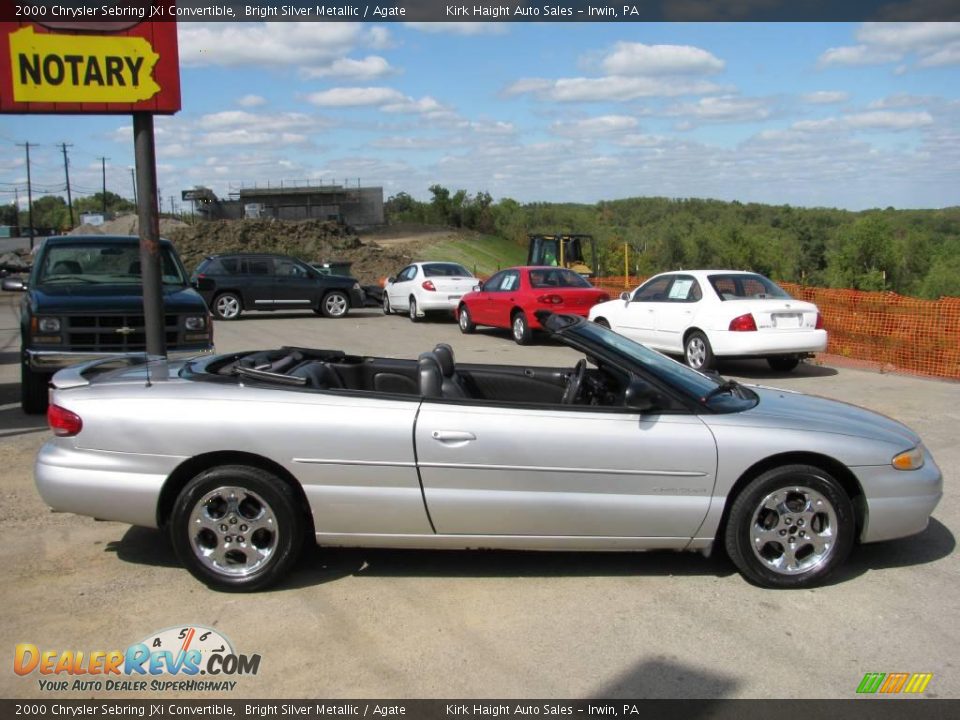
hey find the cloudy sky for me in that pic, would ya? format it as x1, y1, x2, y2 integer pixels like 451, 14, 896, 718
1, 21, 958, 212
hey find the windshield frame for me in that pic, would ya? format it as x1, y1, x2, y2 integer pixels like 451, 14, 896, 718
34, 241, 189, 287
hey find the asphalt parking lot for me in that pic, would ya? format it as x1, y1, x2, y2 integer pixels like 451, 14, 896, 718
1, 293, 957, 700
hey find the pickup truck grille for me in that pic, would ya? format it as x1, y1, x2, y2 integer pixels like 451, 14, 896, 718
65, 314, 181, 351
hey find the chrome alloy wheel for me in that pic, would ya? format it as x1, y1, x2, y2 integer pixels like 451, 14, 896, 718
512, 315, 525, 340
324, 293, 348, 317
215, 294, 240, 320
686, 336, 707, 369
188, 486, 278, 578
459, 309, 470, 331
749, 485, 838, 575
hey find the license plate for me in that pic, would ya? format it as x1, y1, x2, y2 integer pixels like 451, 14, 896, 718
448, 294, 462, 300
773, 313, 801, 328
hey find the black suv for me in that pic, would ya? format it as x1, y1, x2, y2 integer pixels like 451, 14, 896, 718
2, 235, 214, 413
192, 253, 365, 321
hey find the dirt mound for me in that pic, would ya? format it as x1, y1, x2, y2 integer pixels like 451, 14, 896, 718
168, 219, 413, 284
68, 213, 188, 237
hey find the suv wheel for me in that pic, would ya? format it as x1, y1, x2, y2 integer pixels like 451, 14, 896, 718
213, 292, 242, 321
321, 291, 349, 318
21, 359, 49, 415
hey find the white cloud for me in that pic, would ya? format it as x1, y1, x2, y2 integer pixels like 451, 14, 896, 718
601, 42, 724, 76
793, 111, 934, 132
550, 115, 639, 137
818, 45, 901, 68
236, 94, 267, 108
668, 95, 772, 123
818, 22, 960, 69
802, 91, 849, 105
306, 87, 407, 107
404, 22, 508, 35
302, 56, 396, 80
506, 76, 724, 102
195, 111, 318, 133
867, 94, 934, 109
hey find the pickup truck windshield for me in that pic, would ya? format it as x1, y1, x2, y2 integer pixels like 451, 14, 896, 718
36, 244, 187, 286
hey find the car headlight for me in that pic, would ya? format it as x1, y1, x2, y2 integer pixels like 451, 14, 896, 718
37, 317, 61, 333
184, 316, 207, 331
892, 446, 924, 471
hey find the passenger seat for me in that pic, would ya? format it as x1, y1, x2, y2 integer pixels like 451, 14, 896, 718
432, 344, 470, 398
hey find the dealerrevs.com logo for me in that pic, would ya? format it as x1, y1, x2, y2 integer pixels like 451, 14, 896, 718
14, 626, 260, 693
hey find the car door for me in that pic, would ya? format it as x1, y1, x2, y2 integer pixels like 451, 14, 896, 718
414, 398, 717, 539
388, 265, 417, 310
487, 269, 520, 329
653, 275, 702, 353
467, 271, 504, 325
271, 257, 318, 310
240, 257, 275, 309
614, 275, 673, 346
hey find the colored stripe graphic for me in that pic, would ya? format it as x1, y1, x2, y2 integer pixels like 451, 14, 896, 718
904, 674, 933, 693
857, 673, 886, 694
880, 672, 910, 693
857, 672, 932, 694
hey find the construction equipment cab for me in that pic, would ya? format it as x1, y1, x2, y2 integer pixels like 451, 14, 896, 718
527, 234, 597, 277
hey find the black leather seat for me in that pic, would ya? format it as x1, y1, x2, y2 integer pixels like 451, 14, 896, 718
418, 353, 444, 398
432, 344, 469, 399
51, 260, 82, 274
289, 362, 344, 390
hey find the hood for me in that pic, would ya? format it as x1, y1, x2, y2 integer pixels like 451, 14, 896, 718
733, 386, 920, 448
30, 284, 208, 314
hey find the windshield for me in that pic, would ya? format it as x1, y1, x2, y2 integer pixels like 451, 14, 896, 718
570, 320, 758, 411
708, 273, 790, 300
36, 243, 188, 286
422, 263, 472, 277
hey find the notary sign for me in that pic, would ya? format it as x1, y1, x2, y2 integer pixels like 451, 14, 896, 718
0, 20, 180, 114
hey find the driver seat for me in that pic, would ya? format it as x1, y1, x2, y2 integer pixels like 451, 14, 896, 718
432, 344, 470, 399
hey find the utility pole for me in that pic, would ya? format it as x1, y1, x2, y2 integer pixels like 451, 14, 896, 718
17, 142, 34, 249
98, 156, 108, 215
169, 195, 175, 218
13, 187, 21, 237
130, 167, 138, 205
60, 142, 74, 229
133, 112, 165, 357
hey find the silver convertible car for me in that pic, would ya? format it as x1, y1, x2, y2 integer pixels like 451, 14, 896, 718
36, 313, 941, 592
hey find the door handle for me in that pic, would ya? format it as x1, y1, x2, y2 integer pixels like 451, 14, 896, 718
431, 430, 477, 443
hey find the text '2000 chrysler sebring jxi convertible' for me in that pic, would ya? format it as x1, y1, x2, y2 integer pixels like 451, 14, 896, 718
35, 313, 941, 591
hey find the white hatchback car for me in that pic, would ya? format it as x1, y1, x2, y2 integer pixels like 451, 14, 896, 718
383, 261, 477, 322
589, 270, 827, 372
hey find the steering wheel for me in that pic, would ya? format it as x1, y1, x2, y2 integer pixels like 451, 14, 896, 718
562, 359, 587, 405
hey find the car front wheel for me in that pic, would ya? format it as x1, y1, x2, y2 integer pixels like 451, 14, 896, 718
724, 464, 854, 589
458, 304, 476, 333
684, 331, 714, 371
321, 291, 349, 318
382, 292, 392, 315
170, 465, 306, 592
213, 292, 242, 321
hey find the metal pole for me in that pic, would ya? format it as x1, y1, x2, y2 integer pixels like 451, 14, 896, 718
133, 113, 166, 357
23, 142, 34, 249
61, 143, 74, 229
130, 167, 138, 205
99, 157, 108, 215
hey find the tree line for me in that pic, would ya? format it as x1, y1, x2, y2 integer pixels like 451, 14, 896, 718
0, 192, 136, 234
385, 188, 960, 300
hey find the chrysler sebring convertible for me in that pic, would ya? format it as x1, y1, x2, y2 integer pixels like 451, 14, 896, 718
35, 313, 941, 591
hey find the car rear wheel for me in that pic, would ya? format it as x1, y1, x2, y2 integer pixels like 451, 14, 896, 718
408, 297, 420, 322
767, 356, 801, 372
321, 291, 349, 318
512, 311, 532, 345
213, 292, 242, 321
724, 464, 854, 589
21, 359, 49, 415
170, 465, 305, 592
458, 304, 476, 334
684, 331, 714, 371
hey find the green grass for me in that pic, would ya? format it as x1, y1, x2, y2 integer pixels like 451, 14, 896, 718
421, 233, 527, 277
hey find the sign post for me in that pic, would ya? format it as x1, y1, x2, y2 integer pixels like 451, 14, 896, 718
1, 16, 182, 358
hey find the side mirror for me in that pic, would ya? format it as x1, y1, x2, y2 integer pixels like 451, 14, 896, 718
2, 277, 26, 292
624, 378, 662, 412
474, 281, 484, 292
193, 277, 215, 292
386, 276, 396, 284
619, 291, 631, 303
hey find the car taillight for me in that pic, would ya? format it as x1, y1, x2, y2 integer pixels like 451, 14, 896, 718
422, 280, 436, 291
598, 294, 610, 303
537, 294, 564, 305
815, 312, 824, 330
48, 404, 82, 437
729, 313, 757, 332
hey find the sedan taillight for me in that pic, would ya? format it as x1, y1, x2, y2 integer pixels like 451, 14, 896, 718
422, 280, 437, 292
815, 312, 825, 330
729, 313, 757, 332
537, 294, 564, 305
48, 404, 82, 437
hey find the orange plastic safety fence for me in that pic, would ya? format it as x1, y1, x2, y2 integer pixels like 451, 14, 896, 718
593, 276, 960, 380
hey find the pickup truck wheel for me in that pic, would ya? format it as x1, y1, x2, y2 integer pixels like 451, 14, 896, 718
170, 465, 305, 592
21, 360, 49, 415
213, 292, 242, 321
321, 291, 349, 318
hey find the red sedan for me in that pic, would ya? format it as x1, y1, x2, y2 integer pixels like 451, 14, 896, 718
456, 266, 610, 344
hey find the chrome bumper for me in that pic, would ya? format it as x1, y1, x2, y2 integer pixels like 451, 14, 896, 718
28, 348, 213, 372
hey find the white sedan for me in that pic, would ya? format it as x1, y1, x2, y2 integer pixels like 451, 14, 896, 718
383, 261, 477, 322
589, 270, 827, 372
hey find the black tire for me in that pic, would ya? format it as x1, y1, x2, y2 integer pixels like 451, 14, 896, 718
213, 292, 242, 321
169, 465, 306, 592
767, 356, 801, 372
511, 310, 532, 345
408, 296, 420, 322
21, 359, 49, 415
724, 464, 855, 589
321, 290, 349, 318
382, 292, 392, 315
684, 330, 715, 371
458, 304, 476, 334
